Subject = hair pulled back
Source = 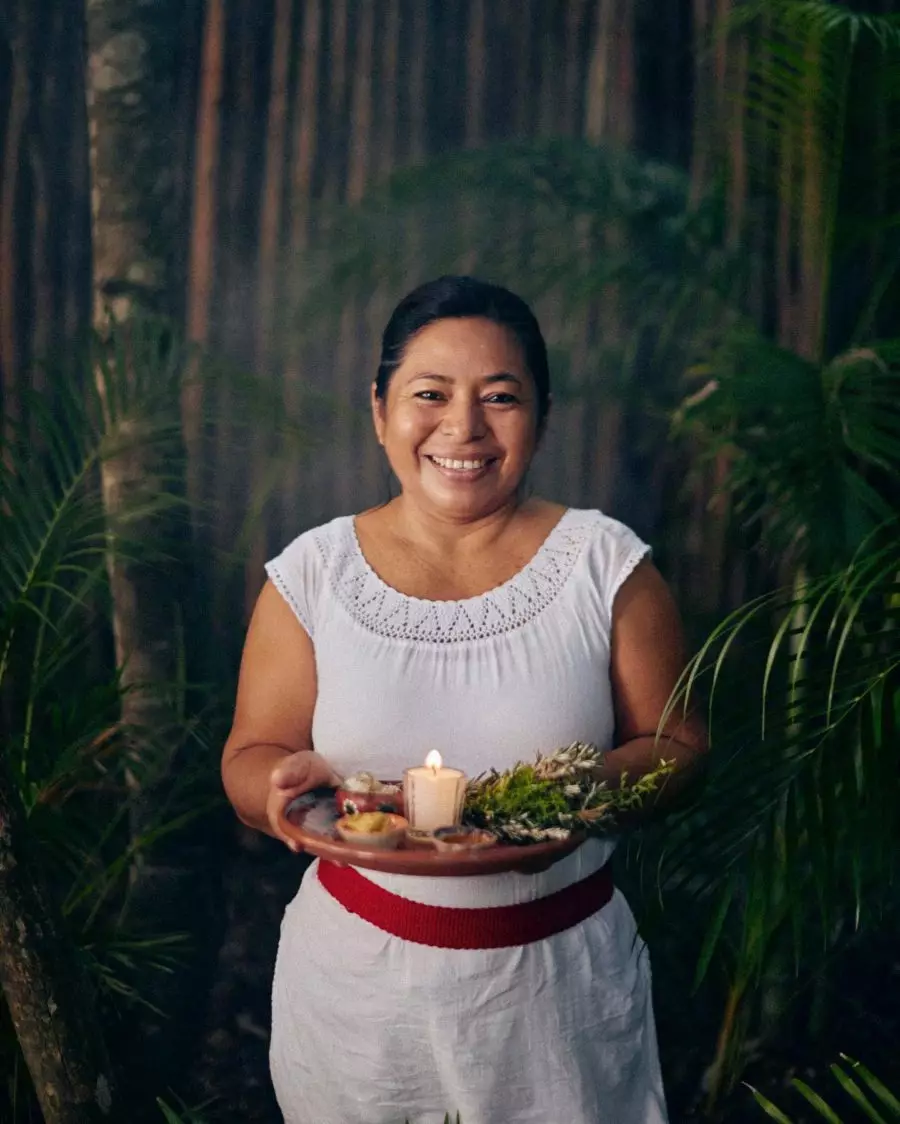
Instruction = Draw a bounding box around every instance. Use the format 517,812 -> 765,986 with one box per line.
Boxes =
375,276 -> 551,426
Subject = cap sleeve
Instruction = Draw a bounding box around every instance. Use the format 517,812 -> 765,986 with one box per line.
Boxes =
584,513 -> 652,633
264,530 -> 322,639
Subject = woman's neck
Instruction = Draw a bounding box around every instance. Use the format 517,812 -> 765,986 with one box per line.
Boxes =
381,495 -> 532,560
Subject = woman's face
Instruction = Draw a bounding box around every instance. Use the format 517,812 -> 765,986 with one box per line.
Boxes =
372,317 -> 542,524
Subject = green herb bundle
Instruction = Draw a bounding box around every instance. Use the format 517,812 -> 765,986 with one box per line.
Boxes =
462,742 -> 674,843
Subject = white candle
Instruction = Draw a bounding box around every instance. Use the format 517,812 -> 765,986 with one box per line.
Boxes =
403,751 -> 466,831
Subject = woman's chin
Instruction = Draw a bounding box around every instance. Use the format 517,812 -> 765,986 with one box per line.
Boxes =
411,481 -> 517,521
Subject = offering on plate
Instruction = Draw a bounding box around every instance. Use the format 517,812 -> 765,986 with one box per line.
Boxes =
335,772 -> 404,816
403,751 -> 467,831
463,742 -> 676,843
335,811 -> 408,850
431,825 -> 497,852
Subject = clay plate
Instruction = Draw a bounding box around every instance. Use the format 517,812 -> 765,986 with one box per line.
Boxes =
277,788 -> 582,877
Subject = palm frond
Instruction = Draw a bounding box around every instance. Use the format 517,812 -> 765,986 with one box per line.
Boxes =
655,526 -> 900,990
673,335 -> 900,570
730,2 -> 900,49
748,1055 -> 900,1122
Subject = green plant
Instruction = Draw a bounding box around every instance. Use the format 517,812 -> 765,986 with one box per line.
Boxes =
157,1094 -> 216,1123
464,742 -> 675,841
0,319 -> 220,1117
750,1055 -> 900,1122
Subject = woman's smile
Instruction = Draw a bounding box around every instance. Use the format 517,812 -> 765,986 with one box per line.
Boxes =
423,453 -> 498,481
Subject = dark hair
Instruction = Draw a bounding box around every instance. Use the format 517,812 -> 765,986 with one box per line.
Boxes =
375,276 -> 551,426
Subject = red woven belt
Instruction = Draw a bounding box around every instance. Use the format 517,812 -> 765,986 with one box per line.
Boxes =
317,859 -> 613,950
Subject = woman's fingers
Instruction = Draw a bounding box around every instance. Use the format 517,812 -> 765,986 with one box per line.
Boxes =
270,787 -> 303,851
271,758 -> 312,790
268,752 -> 341,851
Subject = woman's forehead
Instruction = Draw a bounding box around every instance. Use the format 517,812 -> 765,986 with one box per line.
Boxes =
398,317 -> 528,372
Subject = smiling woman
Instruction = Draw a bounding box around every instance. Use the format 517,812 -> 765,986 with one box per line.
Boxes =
372,317 -> 537,527
220,276 -> 707,1124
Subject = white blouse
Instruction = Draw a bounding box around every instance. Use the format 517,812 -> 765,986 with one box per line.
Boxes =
266,506 -> 649,783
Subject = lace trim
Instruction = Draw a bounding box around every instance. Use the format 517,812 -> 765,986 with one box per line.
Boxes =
265,562 -> 313,637
316,509 -> 598,644
609,544 -> 652,608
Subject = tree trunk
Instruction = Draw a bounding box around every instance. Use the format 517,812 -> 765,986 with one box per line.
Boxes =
185,0 -> 226,516
464,0 -> 486,147
245,0 -> 293,608
85,0 -> 184,802
281,0 -> 322,534
0,771 -> 118,1123
332,0 -> 370,518
0,0 -> 32,446
84,0 -> 208,1091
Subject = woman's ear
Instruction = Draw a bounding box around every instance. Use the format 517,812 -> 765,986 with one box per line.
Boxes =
371,383 -> 386,446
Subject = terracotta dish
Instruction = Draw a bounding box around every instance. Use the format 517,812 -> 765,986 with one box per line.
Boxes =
278,789 -> 581,877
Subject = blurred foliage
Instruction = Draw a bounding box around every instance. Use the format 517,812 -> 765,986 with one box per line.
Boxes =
0,314 -> 319,1119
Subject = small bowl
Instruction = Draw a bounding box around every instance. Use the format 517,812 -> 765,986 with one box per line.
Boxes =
404,826 -> 437,847
432,825 -> 498,852
335,783 -> 404,818
335,812 -> 408,850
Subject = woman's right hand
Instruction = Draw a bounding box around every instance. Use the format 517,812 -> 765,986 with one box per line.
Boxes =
267,750 -> 342,851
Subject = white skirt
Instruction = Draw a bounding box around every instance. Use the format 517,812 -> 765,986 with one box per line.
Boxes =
270,840 -> 668,1124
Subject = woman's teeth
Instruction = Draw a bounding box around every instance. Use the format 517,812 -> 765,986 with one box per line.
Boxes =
430,456 -> 489,470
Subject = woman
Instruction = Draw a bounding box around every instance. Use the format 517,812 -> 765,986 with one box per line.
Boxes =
221,276 -> 706,1124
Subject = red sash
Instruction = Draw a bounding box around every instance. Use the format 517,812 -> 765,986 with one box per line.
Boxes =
317,859 -> 613,950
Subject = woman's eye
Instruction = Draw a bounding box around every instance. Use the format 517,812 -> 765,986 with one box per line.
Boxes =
414,390 -> 445,402
484,393 -> 519,405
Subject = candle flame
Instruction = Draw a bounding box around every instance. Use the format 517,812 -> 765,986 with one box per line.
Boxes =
425,750 -> 442,773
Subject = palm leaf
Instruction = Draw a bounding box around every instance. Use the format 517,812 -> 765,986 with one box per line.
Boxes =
673,334 -> 900,571
653,527 -> 900,1008
748,1055 -> 900,1122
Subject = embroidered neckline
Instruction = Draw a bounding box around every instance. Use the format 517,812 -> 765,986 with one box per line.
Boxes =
317,508 -> 599,643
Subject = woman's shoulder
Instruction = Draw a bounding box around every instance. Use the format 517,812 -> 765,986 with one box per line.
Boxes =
271,514 -> 357,563
527,499 -> 647,548
550,504 -> 653,610
263,515 -> 356,637
566,505 -> 648,543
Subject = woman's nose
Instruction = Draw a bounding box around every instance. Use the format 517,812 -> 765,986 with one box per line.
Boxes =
440,397 -> 486,440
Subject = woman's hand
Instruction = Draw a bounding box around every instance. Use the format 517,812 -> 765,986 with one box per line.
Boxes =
267,750 -> 342,851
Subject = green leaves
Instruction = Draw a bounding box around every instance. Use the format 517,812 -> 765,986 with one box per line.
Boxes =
674,335 -> 900,573
463,743 -> 675,842
749,1056 -> 900,1122
644,522 -> 900,1108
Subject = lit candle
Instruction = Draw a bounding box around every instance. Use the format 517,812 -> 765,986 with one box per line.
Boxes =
403,751 -> 467,831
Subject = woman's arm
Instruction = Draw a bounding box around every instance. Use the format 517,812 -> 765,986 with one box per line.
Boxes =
221,581 -> 339,847
601,560 -> 708,813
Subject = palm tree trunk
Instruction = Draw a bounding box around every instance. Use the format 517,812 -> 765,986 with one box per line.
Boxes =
245,0 -> 293,607
465,0 -> 486,146
282,0 -> 322,534
333,0 -> 373,517
84,0 -> 209,1089
85,0 -> 183,772
0,1 -> 31,447
0,771 -> 118,1124
185,0 -> 226,518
